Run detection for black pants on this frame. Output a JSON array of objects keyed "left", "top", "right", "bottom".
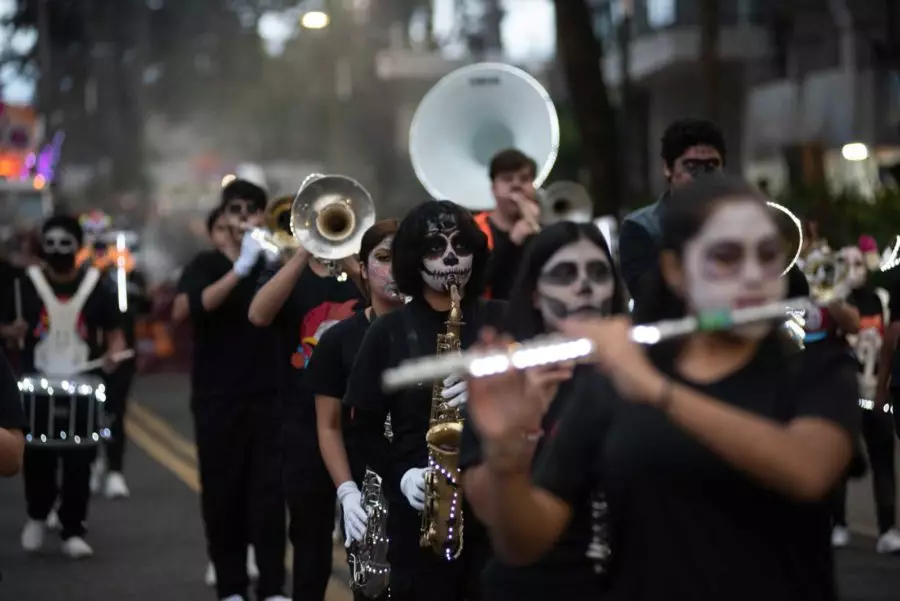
[
  {"left": 104, "top": 362, "right": 135, "bottom": 472},
  {"left": 833, "top": 407, "right": 897, "bottom": 534},
  {"left": 23, "top": 446, "right": 96, "bottom": 540},
  {"left": 193, "top": 394, "right": 287, "bottom": 600},
  {"left": 283, "top": 443, "right": 336, "bottom": 601}
]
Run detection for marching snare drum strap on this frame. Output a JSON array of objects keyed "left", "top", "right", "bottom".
[{"left": 26, "top": 266, "right": 102, "bottom": 330}]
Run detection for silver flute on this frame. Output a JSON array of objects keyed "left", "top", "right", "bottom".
[{"left": 381, "top": 297, "right": 808, "bottom": 392}]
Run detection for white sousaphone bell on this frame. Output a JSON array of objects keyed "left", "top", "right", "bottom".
[{"left": 409, "top": 62, "right": 562, "bottom": 212}]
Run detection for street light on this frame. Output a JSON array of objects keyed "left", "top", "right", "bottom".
[
  {"left": 301, "top": 10, "right": 330, "bottom": 29},
  {"left": 841, "top": 142, "right": 869, "bottom": 162}
]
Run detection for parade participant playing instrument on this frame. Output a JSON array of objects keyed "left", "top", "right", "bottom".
[
  {"left": 306, "top": 220, "right": 404, "bottom": 601},
  {"left": 178, "top": 180, "right": 288, "bottom": 601},
  {"left": 172, "top": 206, "right": 231, "bottom": 325},
  {"left": 831, "top": 245, "right": 900, "bottom": 553},
  {"left": 248, "top": 179, "right": 367, "bottom": 601},
  {"left": 344, "top": 200, "right": 504, "bottom": 601},
  {"left": 473, "top": 149, "right": 541, "bottom": 300},
  {"left": 3, "top": 214, "right": 126, "bottom": 559},
  {"left": 460, "top": 221, "right": 625, "bottom": 600},
  {"left": 619, "top": 119, "right": 726, "bottom": 307},
  {"left": 468, "top": 174, "right": 858, "bottom": 601}
]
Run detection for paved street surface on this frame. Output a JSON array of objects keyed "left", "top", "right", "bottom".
[{"left": 0, "top": 372, "right": 898, "bottom": 599}]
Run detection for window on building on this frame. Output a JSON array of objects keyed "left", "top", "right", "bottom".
[{"left": 646, "top": 0, "right": 676, "bottom": 28}]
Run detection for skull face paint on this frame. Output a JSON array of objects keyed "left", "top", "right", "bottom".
[
  {"left": 42, "top": 227, "right": 79, "bottom": 272},
  {"left": 366, "top": 235, "right": 401, "bottom": 300},
  {"left": 536, "top": 238, "right": 615, "bottom": 330},
  {"left": 681, "top": 200, "right": 787, "bottom": 339},
  {"left": 840, "top": 246, "right": 867, "bottom": 289},
  {"left": 420, "top": 212, "right": 473, "bottom": 292}
]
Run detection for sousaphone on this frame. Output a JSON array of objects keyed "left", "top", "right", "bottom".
[{"left": 409, "top": 62, "right": 560, "bottom": 211}]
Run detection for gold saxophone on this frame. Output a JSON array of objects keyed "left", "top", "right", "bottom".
[{"left": 420, "top": 283, "right": 465, "bottom": 560}]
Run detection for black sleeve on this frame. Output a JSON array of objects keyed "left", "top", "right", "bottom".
[
  {"left": 459, "top": 407, "right": 483, "bottom": 471},
  {"left": 0, "top": 349, "right": 27, "bottom": 432},
  {"left": 617, "top": 221, "right": 657, "bottom": 304},
  {"left": 532, "top": 375, "right": 615, "bottom": 506},
  {"left": 93, "top": 278, "right": 123, "bottom": 334},
  {"left": 794, "top": 347, "right": 860, "bottom": 438},
  {"left": 183, "top": 253, "right": 222, "bottom": 318},
  {"left": 306, "top": 323, "right": 347, "bottom": 399},
  {"left": 255, "top": 261, "right": 303, "bottom": 328},
  {"left": 890, "top": 278, "right": 900, "bottom": 324},
  {"left": 486, "top": 233, "right": 533, "bottom": 300}
]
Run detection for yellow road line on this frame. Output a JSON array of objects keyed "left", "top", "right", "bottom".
[
  {"left": 126, "top": 402, "right": 350, "bottom": 600},
  {"left": 129, "top": 402, "right": 197, "bottom": 462}
]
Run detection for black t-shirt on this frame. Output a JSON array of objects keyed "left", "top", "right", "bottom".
[
  {"left": 178, "top": 250, "right": 278, "bottom": 399},
  {"left": 459, "top": 365, "right": 607, "bottom": 601},
  {"left": 256, "top": 263, "right": 363, "bottom": 447},
  {"left": 1, "top": 266, "right": 121, "bottom": 375},
  {"left": 96, "top": 268, "right": 151, "bottom": 349},
  {"left": 617, "top": 219, "right": 657, "bottom": 306},
  {"left": 537, "top": 338, "right": 859, "bottom": 601},
  {"left": 0, "top": 348, "right": 27, "bottom": 432},
  {"left": 343, "top": 294, "right": 506, "bottom": 564},
  {"left": 305, "top": 308, "right": 381, "bottom": 484},
  {"left": 484, "top": 219, "right": 531, "bottom": 301}
]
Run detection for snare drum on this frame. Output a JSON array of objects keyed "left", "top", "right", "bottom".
[{"left": 18, "top": 374, "right": 111, "bottom": 447}]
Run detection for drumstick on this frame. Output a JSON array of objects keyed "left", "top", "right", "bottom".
[
  {"left": 14, "top": 278, "right": 23, "bottom": 350},
  {"left": 71, "top": 349, "right": 136, "bottom": 374}
]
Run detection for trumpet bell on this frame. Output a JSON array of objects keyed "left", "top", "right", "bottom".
[
  {"left": 290, "top": 174, "right": 375, "bottom": 260},
  {"left": 540, "top": 181, "right": 593, "bottom": 224},
  {"left": 409, "top": 62, "right": 559, "bottom": 211}
]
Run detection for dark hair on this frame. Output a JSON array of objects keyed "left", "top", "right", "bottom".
[
  {"left": 392, "top": 200, "right": 489, "bottom": 298},
  {"left": 489, "top": 149, "right": 537, "bottom": 181},
  {"left": 660, "top": 119, "right": 727, "bottom": 168},
  {"left": 221, "top": 179, "right": 267, "bottom": 211},
  {"left": 504, "top": 222, "right": 626, "bottom": 341},
  {"left": 206, "top": 206, "right": 224, "bottom": 235},
  {"left": 42, "top": 214, "right": 84, "bottom": 246},
  {"left": 359, "top": 219, "right": 399, "bottom": 267},
  {"left": 634, "top": 173, "right": 770, "bottom": 326}
]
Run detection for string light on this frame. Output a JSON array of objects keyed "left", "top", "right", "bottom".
[{"left": 19, "top": 375, "right": 109, "bottom": 447}]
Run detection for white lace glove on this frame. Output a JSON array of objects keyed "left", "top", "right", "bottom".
[
  {"left": 400, "top": 467, "right": 428, "bottom": 511},
  {"left": 233, "top": 234, "right": 263, "bottom": 277},
  {"left": 441, "top": 373, "right": 468, "bottom": 409},
  {"left": 337, "top": 481, "right": 368, "bottom": 546}
]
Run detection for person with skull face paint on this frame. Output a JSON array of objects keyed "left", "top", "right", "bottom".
[
  {"left": 466, "top": 175, "right": 860, "bottom": 601},
  {"left": 1, "top": 214, "right": 126, "bottom": 559},
  {"left": 178, "top": 179, "right": 291, "bottom": 601},
  {"left": 459, "top": 221, "right": 625, "bottom": 601},
  {"left": 343, "top": 200, "right": 505, "bottom": 601},
  {"left": 305, "top": 220, "right": 403, "bottom": 601},
  {"left": 829, "top": 245, "right": 900, "bottom": 553}
]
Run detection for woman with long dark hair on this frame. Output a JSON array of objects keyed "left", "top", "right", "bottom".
[
  {"left": 460, "top": 221, "right": 625, "bottom": 600},
  {"left": 467, "top": 174, "right": 859, "bottom": 601}
]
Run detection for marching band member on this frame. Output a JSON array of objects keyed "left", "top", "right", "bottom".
[
  {"left": 618, "top": 119, "right": 726, "bottom": 307},
  {"left": 248, "top": 198, "right": 363, "bottom": 601},
  {"left": 832, "top": 245, "right": 900, "bottom": 553},
  {"left": 306, "top": 219, "right": 403, "bottom": 600},
  {"left": 178, "top": 179, "right": 288, "bottom": 601},
  {"left": 460, "top": 221, "right": 625, "bottom": 601},
  {"left": 4, "top": 215, "right": 126, "bottom": 559},
  {"left": 172, "top": 206, "right": 232, "bottom": 325},
  {"left": 474, "top": 149, "right": 541, "bottom": 299},
  {"left": 0, "top": 348, "right": 27, "bottom": 477},
  {"left": 343, "top": 200, "right": 505, "bottom": 601},
  {"left": 469, "top": 175, "right": 859, "bottom": 601}
]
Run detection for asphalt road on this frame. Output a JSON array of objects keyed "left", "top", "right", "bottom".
[{"left": 0, "top": 373, "right": 898, "bottom": 600}]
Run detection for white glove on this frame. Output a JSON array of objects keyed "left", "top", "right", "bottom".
[
  {"left": 441, "top": 373, "right": 468, "bottom": 409},
  {"left": 233, "top": 234, "right": 263, "bottom": 277},
  {"left": 337, "top": 481, "right": 368, "bottom": 547},
  {"left": 400, "top": 467, "right": 428, "bottom": 511}
]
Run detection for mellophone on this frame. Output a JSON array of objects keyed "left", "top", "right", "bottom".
[
  {"left": 382, "top": 299, "right": 807, "bottom": 391},
  {"left": 19, "top": 349, "right": 135, "bottom": 447}
]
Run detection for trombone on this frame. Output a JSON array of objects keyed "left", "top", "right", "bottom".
[{"left": 243, "top": 174, "right": 376, "bottom": 278}]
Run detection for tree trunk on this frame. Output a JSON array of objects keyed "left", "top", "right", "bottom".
[
  {"left": 552, "top": 0, "right": 621, "bottom": 216},
  {"left": 698, "top": 0, "right": 721, "bottom": 123}
]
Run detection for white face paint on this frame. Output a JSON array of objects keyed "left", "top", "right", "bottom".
[
  {"left": 536, "top": 238, "right": 615, "bottom": 331},
  {"left": 420, "top": 216, "right": 473, "bottom": 292},
  {"left": 682, "top": 200, "right": 787, "bottom": 340},
  {"left": 840, "top": 246, "right": 867, "bottom": 289},
  {"left": 42, "top": 227, "right": 78, "bottom": 255},
  {"left": 366, "top": 235, "right": 401, "bottom": 300}
]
